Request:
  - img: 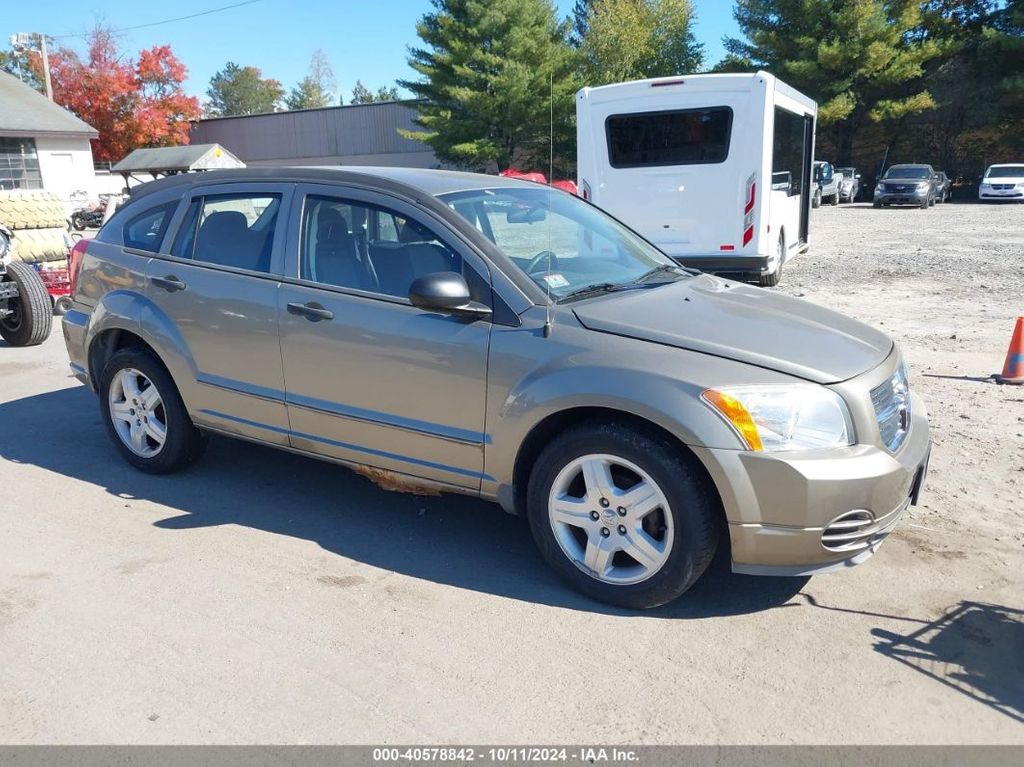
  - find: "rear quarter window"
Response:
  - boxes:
[122,202,177,252]
[605,107,732,168]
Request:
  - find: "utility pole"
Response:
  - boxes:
[39,34,52,101]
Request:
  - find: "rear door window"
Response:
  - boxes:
[605,107,732,168]
[188,193,282,273]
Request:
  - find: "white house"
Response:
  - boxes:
[0,70,98,201]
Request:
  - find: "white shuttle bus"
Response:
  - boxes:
[576,71,817,286]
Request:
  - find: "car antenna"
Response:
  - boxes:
[544,71,554,339]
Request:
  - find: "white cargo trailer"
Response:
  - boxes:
[576,71,817,286]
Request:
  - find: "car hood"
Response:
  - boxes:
[572,275,893,384]
[984,176,1024,183]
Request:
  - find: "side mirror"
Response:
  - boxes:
[409,271,491,319]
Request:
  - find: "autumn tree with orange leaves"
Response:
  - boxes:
[46,27,200,163]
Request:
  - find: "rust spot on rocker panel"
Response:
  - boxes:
[352,465,442,496]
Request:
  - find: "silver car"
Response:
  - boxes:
[62,168,931,608]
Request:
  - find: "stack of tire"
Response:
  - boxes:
[0,191,65,346]
[0,190,70,263]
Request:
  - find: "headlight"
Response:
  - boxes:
[702,385,853,452]
[916,182,929,191]
[980,182,991,188]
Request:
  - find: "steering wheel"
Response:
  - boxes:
[526,250,559,274]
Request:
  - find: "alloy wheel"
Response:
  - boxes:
[108,367,167,458]
[548,453,674,585]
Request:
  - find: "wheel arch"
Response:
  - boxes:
[85,291,197,408]
[510,406,727,542]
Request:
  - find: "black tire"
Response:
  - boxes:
[873,201,882,208]
[812,189,821,208]
[928,195,935,207]
[920,198,929,209]
[831,191,840,206]
[0,260,52,346]
[99,347,207,473]
[71,213,87,231]
[525,421,719,609]
[758,233,784,287]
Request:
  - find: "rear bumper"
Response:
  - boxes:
[673,255,768,274]
[61,308,92,389]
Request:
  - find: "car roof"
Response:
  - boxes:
[126,165,539,203]
[888,164,932,169]
[989,163,1024,168]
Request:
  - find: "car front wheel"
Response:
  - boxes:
[526,422,719,609]
[99,348,207,473]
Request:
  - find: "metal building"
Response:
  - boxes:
[189,101,439,168]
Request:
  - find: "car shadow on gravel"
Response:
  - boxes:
[0,385,807,618]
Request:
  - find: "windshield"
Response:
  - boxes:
[986,166,1024,178]
[440,186,684,300]
[884,166,931,180]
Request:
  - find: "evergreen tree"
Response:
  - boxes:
[579,0,703,85]
[350,80,401,104]
[724,0,943,163]
[400,0,579,173]
[206,62,284,116]
[286,50,335,110]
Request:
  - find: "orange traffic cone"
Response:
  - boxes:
[998,317,1024,384]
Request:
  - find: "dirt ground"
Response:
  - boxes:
[0,200,1021,745]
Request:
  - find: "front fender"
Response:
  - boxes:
[482,314,801,499]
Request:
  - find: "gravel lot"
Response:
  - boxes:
[0,200,1021,744]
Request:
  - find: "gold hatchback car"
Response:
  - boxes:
[63,167,930,608]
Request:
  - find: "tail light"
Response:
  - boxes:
[69,238,89,297]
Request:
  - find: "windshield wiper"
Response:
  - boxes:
[558,282,632,303]
[633,263,690,283]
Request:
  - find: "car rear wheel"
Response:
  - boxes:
[526,421,719,609]
[100,348,207,473]
[812,189,821,208]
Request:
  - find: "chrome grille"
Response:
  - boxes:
[992,183,1014,191]
[871,364,911,452]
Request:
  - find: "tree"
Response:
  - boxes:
[724,0,944,163]
[45,27,199,163]
[286,49,336,110]
[349,80,401,104]
[0,43,47,94]
[400,0,579,173]
[206,62,284,116]
[570,0,595,46]
[579,0,704,85]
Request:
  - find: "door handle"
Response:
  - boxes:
[151,275,186,292]
[287,301,334,322]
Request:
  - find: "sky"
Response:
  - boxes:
[4,0,741,103]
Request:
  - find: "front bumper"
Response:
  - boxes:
[874,189,929,205]
[692,382,931,576]
[979,188,1023,199]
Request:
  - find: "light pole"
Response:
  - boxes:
[10,33,53,101]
